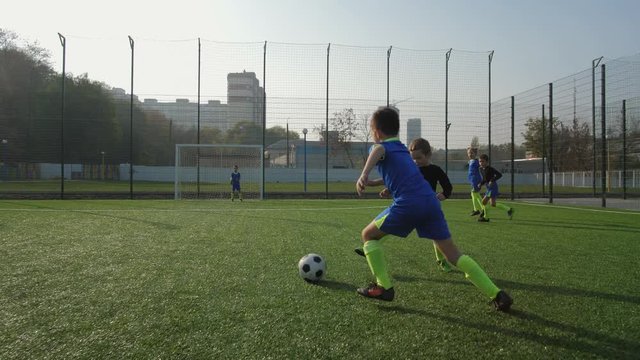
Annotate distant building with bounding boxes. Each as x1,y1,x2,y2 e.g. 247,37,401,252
227,71,265,128
406,118,421,144
110,70,264,133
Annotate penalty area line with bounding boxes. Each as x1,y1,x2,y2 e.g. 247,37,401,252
516,200,640,215
0,205,386,213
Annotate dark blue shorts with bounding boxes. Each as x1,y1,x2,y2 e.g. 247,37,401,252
374,196,451,241
485,183,499,199
232,184,241,191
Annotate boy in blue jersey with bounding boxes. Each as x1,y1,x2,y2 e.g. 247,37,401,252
467,146,485,217
478,154,513,221
355,107,512,311
230,165,242,201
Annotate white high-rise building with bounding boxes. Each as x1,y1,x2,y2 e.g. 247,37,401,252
406,118,421,144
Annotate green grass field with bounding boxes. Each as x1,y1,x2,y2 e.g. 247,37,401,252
1,199,639,359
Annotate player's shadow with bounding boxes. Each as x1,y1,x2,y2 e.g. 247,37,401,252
511,218,640,234
0,201,179,230
375,305,639,358
424,277,640,305
72,210,179,230
230,212,341,228
315,279,357,292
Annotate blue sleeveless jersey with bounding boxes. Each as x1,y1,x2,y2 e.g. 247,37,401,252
468,159,481,185
375,139,434,203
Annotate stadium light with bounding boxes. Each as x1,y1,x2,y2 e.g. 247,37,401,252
302,128,308,192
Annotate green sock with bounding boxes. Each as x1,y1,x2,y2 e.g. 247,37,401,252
471,191,481,211
483,204,490,219
433,243,445,262
363,240,392,289
496,202,510,211
455,255,500,299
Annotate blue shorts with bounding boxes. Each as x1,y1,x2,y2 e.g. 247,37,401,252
232,184,241,191
374,196,451,241
469,176,482,192
485,183,499,199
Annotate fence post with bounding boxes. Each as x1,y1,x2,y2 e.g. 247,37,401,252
263,41,267,199
387,46,392,106
510,95,514,200
592,57,603,196
600,64,606,207
445,48,452,173
548,83,553,204
58,33,66,199
488,51,494,160
542,104,546,196
197,38,202,198
622,99,626,200
128,36,135,199
325,43,330,199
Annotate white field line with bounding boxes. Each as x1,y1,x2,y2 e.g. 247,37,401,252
514,200,640,215
0,205,386,213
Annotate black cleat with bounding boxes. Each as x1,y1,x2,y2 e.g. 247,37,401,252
507,208,514,220
470,210,481,216
357,283,395,301
490,290,513,312
354,247,365,257
477,216,490,222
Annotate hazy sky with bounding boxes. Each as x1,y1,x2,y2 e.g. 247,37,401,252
3,0,639,99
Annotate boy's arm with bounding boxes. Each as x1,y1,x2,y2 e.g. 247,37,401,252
488,167,502,183
438,167,453,199
357,144,385,196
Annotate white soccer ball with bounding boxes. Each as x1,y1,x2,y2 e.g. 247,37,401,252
298,253,327,283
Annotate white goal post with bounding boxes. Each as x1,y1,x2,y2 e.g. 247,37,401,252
175,144,264,200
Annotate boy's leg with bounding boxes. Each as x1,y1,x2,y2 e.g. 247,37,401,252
239,191,243,201
496,201,510,213
432,242,451,272
357,221,394,301
436,238,511,311
363,239,392,290
470,190,482,215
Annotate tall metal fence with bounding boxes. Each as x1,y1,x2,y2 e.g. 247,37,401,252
1,35,639,207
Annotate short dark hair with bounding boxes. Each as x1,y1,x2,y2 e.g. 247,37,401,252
408,138,432,156
371,106,399,136
479,154,489,162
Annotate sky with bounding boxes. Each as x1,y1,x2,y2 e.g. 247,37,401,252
3,0,639,97
2,0,640,146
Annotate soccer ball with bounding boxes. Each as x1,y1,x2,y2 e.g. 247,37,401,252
298,253,326,283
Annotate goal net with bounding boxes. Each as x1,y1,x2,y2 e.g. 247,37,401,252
175,144,263,200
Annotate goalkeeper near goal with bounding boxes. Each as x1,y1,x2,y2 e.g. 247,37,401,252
230,165,243,201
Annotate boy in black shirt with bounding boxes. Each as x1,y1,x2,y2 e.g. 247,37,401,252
478,154,514,222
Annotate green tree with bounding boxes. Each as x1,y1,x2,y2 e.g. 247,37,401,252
265,125,299,147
